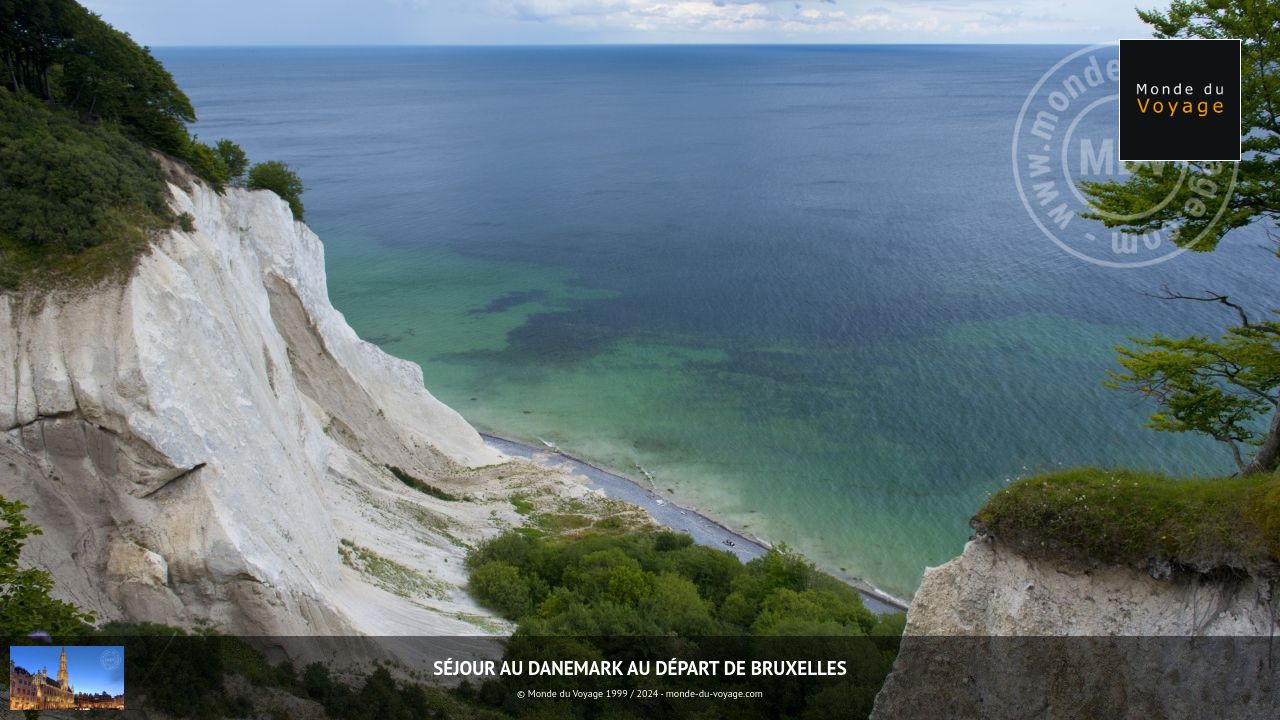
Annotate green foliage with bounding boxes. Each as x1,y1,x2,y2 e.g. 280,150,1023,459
509,494,536,515
57,8,194,155
338,538,447,600
0,1,294,286
469,561,533,618
974,467,1280,577
870,611,906,637
100,624,229,720
248,160,305,220
0,495,95,637
213,138,248,185
0,88,171,265
0,1,78,99
1080,0,1279,253
1105,322,1280,473
467,530,883,636
467,531,902,719
1,1,195,155
1081,2,1280,475
292,658,509,720
184,139,229,192
385,465,460,501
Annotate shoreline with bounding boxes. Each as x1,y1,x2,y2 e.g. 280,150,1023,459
479,431,910,615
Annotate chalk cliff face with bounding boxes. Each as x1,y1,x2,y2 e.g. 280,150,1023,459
872,537,1280,719
0,171,533,636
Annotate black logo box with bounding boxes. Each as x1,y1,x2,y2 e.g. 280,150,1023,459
1119,38,1241,162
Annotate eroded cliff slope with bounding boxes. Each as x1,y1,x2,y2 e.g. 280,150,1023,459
0,171,567,636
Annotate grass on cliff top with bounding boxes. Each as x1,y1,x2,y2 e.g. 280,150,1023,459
973,467,1280,579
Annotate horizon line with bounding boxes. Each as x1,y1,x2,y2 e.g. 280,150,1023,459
150,40,1122,49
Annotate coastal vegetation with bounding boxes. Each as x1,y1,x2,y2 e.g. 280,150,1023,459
386,464,463,501
0,496,94,637
465,529,904,718
0,88,171,288
0,0,302,288
1105,320,1280,475
0,495,491,719
975,468,1279,578
1080,0,1280,476
214,138,249,185
248,160,306,220
979,0,1279,576
0,495,899,719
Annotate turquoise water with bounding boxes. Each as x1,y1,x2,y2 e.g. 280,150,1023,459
161,46,1271,598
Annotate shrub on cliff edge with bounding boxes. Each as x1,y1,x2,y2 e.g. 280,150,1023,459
248,160,305,221
973,468,1280,579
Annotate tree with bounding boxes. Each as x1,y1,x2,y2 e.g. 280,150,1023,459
185,139,230,192
0,0,79,99
640,573,714,635
0,89,172,252
1083,0,1280,475
1,2,243,191
468,561,532,619
49,5,195,155
214,139,249,185
1107,319,1280,474
1081,0,1279,253
0,496,95,636
248,160,305,220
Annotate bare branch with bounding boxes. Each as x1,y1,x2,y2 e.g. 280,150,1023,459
1141,285,1254,326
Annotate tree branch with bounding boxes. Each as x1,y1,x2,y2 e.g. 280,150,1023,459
1142,285,1254,326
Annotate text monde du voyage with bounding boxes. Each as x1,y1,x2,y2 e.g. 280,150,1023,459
1134,82,1229,118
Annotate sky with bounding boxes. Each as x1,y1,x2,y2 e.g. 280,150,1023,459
9,646,125,696
80,0,1152,46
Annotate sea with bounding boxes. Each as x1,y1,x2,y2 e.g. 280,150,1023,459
159,45,1273,599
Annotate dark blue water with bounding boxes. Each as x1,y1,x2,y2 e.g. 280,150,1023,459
159,46,1273,598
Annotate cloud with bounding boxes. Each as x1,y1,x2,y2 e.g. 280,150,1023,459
500,0,845,32
81,0,1148,46
489,0,1102,37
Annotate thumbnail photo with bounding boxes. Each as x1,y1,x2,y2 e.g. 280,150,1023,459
9,646,124,711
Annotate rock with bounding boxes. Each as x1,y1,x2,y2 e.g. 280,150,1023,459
0,171,511,637
871,537,1280,719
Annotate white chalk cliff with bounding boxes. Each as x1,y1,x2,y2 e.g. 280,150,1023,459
871,537,1280,719
893,537,1277,636
0,169,541,636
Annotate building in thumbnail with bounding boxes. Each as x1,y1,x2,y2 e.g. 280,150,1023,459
76,690,126,709
9,647,76,710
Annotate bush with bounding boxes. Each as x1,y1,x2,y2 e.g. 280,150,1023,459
248,160,305,220
0,3,294,288
467,530,904,719
0,495,96,636
466,530,891,636
469,561,533,619
185,139,230,192
214,139,249,185
0,90,172,254
385,465,460,501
